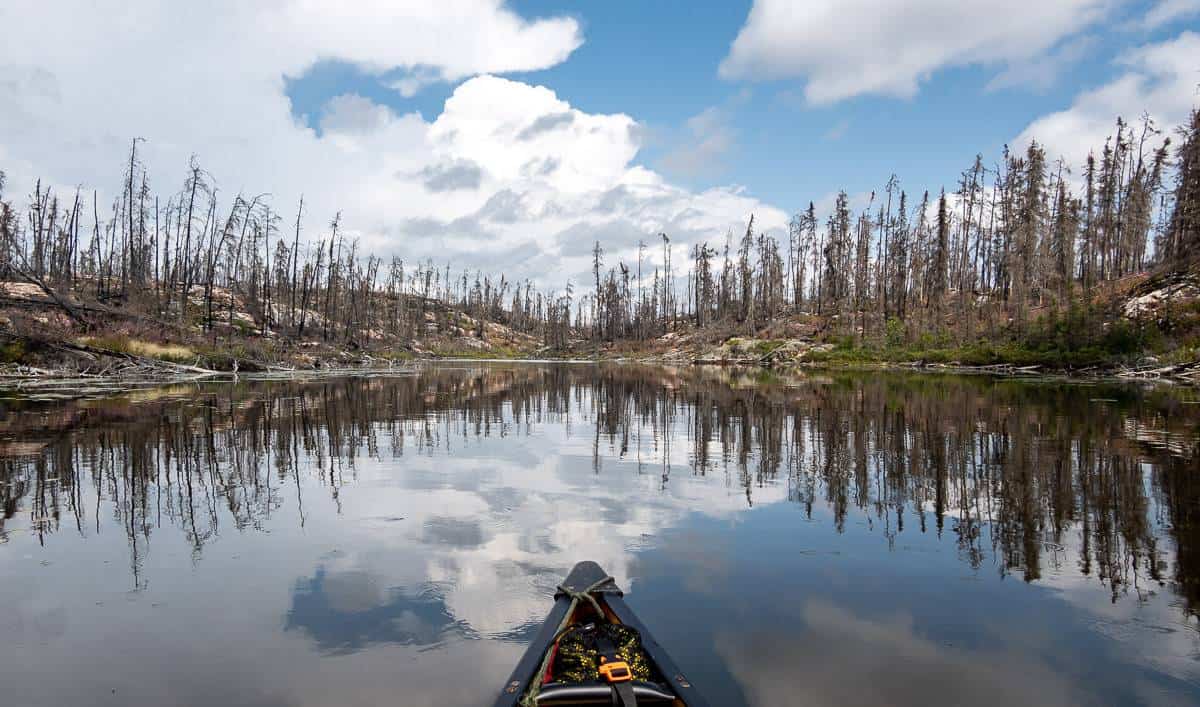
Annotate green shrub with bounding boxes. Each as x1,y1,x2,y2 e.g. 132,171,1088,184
0,340,25,363
884,318,906,348
753,339,784,356
1018,303,1160,364
915,332,938,350
833,335,857,351
432,344,524,359
377,349,414,362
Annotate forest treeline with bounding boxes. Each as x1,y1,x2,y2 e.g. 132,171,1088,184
0,109,1197,351
592,110,1199,346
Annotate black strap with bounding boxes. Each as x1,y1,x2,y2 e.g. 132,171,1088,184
594,632,637,707
613,680,637,707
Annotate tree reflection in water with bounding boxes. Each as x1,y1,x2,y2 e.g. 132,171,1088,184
0,364,1197,616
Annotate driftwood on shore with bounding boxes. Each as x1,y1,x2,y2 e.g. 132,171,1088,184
692,357,769,366
4,333,221,378
1116,361,1200,382
688,347,1200,385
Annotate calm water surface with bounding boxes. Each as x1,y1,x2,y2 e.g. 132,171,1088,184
1,363,1199,706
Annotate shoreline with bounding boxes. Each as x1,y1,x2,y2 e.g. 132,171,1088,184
1,351,1195,396
1,264,1196,391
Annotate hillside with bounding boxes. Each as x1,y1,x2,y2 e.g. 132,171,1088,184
0,279,548,378
2,264,1197,384
570,265,1200,383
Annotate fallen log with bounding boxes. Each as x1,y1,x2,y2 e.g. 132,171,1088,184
1115,360,1200,382
55,339,220,376
692,358,761,366
10,268,89,329
0,293,187,334
1,333,222,378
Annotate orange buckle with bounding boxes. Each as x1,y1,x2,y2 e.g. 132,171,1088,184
599,660,633,683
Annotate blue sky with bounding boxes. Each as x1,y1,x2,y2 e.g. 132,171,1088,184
284,0,1197,211
4,1,1198,285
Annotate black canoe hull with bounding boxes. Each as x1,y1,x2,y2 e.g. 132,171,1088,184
492,561,709,707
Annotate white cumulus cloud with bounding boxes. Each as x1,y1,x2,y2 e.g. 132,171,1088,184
1015,31,1199,165
719,0,1114,104
0,1,786,289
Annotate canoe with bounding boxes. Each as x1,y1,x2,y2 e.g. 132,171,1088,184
492,561,710,706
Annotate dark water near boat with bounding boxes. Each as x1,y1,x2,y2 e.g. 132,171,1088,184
1,364,1199,706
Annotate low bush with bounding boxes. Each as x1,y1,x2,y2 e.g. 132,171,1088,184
79,336,195,363
0,339,26,363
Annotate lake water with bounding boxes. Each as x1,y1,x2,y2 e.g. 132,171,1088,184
1,363,1198,706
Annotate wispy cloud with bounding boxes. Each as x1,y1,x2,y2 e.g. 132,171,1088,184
1140,0,1200,29
824,119,850,141
985,35,1098,93
720,0,1113,104
659,106,737,177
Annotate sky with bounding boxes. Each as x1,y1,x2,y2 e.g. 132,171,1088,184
1,0,1198,288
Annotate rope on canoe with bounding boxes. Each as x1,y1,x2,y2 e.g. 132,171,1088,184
519,574,614,706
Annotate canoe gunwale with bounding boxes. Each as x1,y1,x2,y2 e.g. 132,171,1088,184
493,596,573,706
603,592,708,706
